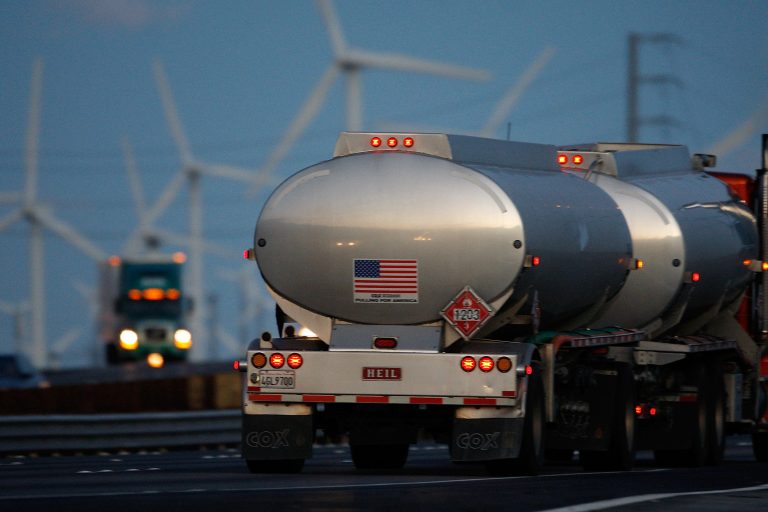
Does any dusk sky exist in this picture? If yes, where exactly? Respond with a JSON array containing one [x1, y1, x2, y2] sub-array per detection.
[[1, 0, 767, 367]]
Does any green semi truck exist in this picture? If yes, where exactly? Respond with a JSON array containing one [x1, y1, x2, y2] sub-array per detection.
[[99, 253, 193, 367]]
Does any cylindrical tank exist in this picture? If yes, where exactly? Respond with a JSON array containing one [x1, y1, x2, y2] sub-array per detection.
[[253, 138, 758, 340]]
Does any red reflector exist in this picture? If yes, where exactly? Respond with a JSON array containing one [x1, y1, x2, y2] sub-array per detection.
[[374, 337, 398, 349], [403, 137, 414, 148], [460, 356, 476, 372], [464, 398, 497, 406], [269, 353, 285, 368], [525, 365, 533, 376], [649, 407, 658, 416], [558, 154, 568, 165], [479, 356, 494, 372], [357, 395, 389, 404], [410, 397, 443, 405], [287, 353, 303, 369], [635, 405, 643, 415], [573, 154, 584, 165], [370, 137, 382, 147], [387, 137, 398, 147]]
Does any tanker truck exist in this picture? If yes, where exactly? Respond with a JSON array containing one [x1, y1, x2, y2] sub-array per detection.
[[236, 132, 768, 473]]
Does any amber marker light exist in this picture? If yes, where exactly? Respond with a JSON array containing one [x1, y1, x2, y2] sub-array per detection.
[[147, 353, 164, 368], [497, 357, 512, 373], [251, 353, 267, 368]]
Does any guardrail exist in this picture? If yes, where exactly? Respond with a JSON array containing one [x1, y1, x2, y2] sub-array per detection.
[[0, 410, 241, 454]]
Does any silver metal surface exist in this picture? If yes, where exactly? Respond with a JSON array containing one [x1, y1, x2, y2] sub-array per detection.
[[254, 133, 758, 341], [256, 151, 525, 326], [588, 172, 685, 327], [628, 172, 757, 326]]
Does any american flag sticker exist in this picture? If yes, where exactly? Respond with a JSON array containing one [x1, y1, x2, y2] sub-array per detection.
[[353, 259, 419, 303]]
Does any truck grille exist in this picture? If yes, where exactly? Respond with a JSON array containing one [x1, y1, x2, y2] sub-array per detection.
[[145, 328, 168, 341]]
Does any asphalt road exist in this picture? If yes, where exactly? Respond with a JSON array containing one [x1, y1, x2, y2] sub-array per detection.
[[1, 438, 766, 512]]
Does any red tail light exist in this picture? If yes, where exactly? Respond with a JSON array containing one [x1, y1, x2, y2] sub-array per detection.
[[387, 137, 398, 147], [287, 353, 303, 369], [460, 356, 476, 372], [269, 353, 285, 368], [403, 137, 414, 148], [479, 356, 494, 372], [370, 137, 382, 147], [374, 337, 398, 349]]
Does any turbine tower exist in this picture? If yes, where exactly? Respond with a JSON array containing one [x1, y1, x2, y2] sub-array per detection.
[[0, 58, 107, 368], [124, 60, 264, 361], [250, 0, 490, 193]]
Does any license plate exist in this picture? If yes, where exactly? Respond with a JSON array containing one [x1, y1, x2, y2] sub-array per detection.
[[259, 370, 295, 389]]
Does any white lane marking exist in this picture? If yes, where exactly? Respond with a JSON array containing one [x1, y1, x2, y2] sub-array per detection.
[[76, 467, 161, 474], [538, 482, 768, 512]]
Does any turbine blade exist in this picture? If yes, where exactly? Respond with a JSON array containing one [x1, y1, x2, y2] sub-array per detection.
[[708, 96, 768, 157], [154, 59, 194, 165], [200, 163, 258, 183], [25, 57, 43, 204], [315, 0, 346, 56], [343, 48, 490, 81], [0, 208, 23, 232], [34, 207, 106, 261], [121, 170, 186, 254], [150, 227, 236, 259], [121, 136, 147, 223], [481, 46, 556, 137], [143, 170, 186, 228], [249, 64, 339, 195], [0, 192, 21, 205]]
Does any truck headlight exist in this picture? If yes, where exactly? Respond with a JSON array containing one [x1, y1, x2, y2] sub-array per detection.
[[119, 329, 139, 350], [174, 329, 192, 349]]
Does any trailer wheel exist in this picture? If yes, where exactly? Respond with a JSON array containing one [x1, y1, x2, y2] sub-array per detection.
[[753, 430, 768, 461], [246, 459, 304, 473], [706, 364, 726, 465], [351, 443, 409, 470], [486, 362, 545, 476], [655, 365, 709, 467], [580, 363, 635, 471]]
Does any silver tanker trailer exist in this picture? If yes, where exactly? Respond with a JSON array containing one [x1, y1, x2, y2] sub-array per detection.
[[237, 132, 768, 473]]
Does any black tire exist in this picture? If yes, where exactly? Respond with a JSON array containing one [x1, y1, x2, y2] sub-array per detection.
[[706, 365, 726, 465], [753, 430, 768, 462], [106, 343, 119, 365], [654, 366, 709, 467], [246, 459, 304, 473], [581, 363, 636, 471], [351, 443, 409, 470], [545, 449, 574, 463], [486, 362, 545, 476]]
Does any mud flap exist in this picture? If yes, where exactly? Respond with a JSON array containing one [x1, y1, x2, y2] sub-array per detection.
[[242, 414, 313, 461], [451, 417, 524, 462]]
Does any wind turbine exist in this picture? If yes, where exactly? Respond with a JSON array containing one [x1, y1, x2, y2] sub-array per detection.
[[249, 0, 491, 193], [124, 60, 265, 361], [0, 58, 107, 368]]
